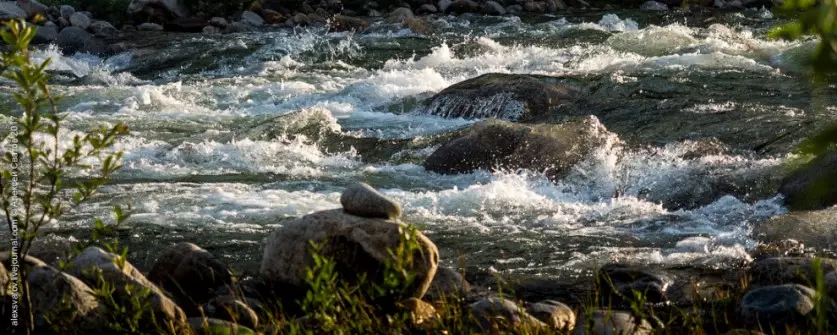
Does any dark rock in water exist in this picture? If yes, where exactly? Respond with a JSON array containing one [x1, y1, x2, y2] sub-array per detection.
[[387, 7, 414, 23], [425, 267, 471, 300], [448, 0, 481, 14], [165, 17, 208, 32], [147, 242, 233, 312], [482, 1, 507, 15], [524, 1, 548, 12], [69, 12, 91, 29], [341, 182, 402, 219], [469, 297, 547, 331], [750, 239, 809, 260], [67, 247, 188, 327], [779, 150, 837, 210], [329, 14, 369, 32], [202, 296, 260, 329], [60, 4, 74, 20], [747, 257, 837, 286], [241, 10, 264, 27], [596, 264, 673, 304], [418, 73, 578, 121], [89, 20, 119, 37], [572, 310, 653, 335], [260, 209, 439, 303], [31, 23, 58, 44], [187, 318, 257, 335], [56, 26, 107, 55], [423, 117, 615, 180], [418, 4, 439, 13], [753, 207, 837, 251], [128, 0, 190, 19], [527, 300, 575, 331], [740, 284, 815, 326], [138, 22, 165, 31]]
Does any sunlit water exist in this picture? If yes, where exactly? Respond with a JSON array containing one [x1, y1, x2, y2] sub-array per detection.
[[2, 9, 834, 279]]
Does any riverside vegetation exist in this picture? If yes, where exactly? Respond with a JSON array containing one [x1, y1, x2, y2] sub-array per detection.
[[4, 1, 837, 335]]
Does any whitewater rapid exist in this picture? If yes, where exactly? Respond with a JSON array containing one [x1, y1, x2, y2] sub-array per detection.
[[2, 9, 818, 276]]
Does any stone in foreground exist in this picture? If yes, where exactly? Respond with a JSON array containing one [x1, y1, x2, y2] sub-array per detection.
[[340, 182, 402, 219], [779, 150, 837, 210], [260, 209, 438, 301], [469, 297, 547, 331], [147, 242, 233, 309], [573, 310, 653, 335], [424, 266, 471, 300], [741, 284, 815, 326], [527, 300, 575, 331]]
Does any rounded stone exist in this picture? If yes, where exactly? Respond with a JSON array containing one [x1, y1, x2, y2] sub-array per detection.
[[527, 300, 575, 331], [741, 284, 815, 325], [425, 266, 471, 300], [341, 182, 402, 220], [573, 310, 653, 335], [470, 297, 547, 331], [69, 12, 90, 29]]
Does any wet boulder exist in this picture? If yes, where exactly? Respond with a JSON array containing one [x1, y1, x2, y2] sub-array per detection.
[[527, 300, 575, 331], [469, 297, 547, 331], [423, 116, 615, 180], [779, 150, 837, 210], [137, 22, 164, 31], [596, 264, 673, 304], [147, 242, 233, 310], [329, 14, 369, 32], [482, 1, 507, 15], [128, 0, 189, 19], [56, 26, 107, 54], [387, 7, 414, 24], [741, 284, 815, 326], [261, 184, 439, 303], [240, 11, 264, 27], [753, 207, 837, 250], [60, 4, 74, 20], [67, 247, 188, 326], [747, 257, 837, 286], [17, 0, 47, 18], [418, 73, 578, 121], [31, 23, 58, 44], [89, 20, 118, 37], [573, 310, 653, 335]]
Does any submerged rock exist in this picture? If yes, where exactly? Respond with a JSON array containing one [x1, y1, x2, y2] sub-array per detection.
[[741, 284, 815, 326], [596, 264, 673, 303], [527, 300, 575, 331], [753, 207, 837, 250], [423, 116, 615, 180], [469, 297, 547, 331], [779, 150, 837, 210], [260, 209, 439, 302], [329, 14, 369, 32], [573, 310, 653, 335], [418, 73, 578, 121], [340, 182, 402, 219]]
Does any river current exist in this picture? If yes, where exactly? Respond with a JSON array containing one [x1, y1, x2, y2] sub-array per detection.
[[3, 9, 833, 280]]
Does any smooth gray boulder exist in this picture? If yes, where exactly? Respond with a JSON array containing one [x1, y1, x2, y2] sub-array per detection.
[[340, 182, 402, 219], [741, 284, 815, 326], [425, 267, 471, 300], [69, 12, 91, 29], [527, 300, 575, 331], [573, 310, 653, 335], [137, 22, 164, 31], [147, 242, 233, 309], [89, 20, 118, 37], [60, 4, 74, 20], [0, 2, 26, 20], [56, 26, 106, 54], [753, 207, 837, 250], [470, 297, 547, 331], [240, 11, 264, 27], [260, 209, 439, 302]]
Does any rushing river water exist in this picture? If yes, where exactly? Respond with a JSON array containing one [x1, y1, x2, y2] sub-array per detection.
[[3, 9, 836, 280]]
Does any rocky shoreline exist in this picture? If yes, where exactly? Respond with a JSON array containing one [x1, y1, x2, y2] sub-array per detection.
[[3, 182, 837, 334], [2, 0, 780, 56]]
